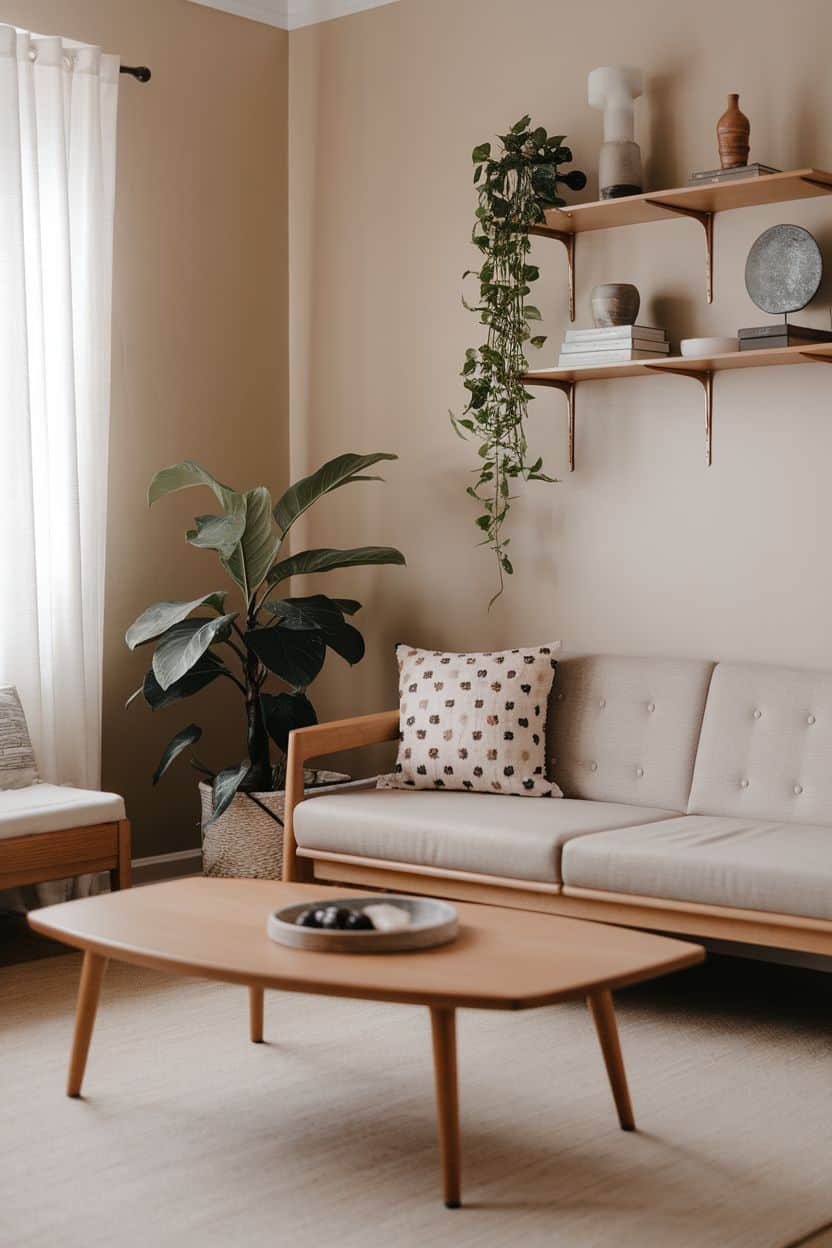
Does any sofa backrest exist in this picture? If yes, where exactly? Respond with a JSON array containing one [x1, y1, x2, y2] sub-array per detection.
[[549, 655, 715, 811], [688, 661, 832, 825]]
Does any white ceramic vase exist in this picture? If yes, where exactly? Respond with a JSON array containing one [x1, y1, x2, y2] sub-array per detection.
[[588, 65, 643, 199]]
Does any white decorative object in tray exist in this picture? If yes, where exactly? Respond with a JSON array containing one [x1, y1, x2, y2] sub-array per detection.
[[267, 895, 459, 954]]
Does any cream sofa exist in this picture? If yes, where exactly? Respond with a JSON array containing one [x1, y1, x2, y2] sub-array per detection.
[[282, 656, 832, 958]]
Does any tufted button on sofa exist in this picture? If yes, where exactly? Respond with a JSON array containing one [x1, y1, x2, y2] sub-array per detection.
[[283, 656, 832, 959]]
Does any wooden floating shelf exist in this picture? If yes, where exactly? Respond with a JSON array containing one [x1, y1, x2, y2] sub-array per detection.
[[523, 343, 832, 471], [528, 168, 832, 317], [538, 169, 832, 234]]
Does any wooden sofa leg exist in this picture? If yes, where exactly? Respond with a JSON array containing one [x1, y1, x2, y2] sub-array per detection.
[[110, 819, 132, 891]]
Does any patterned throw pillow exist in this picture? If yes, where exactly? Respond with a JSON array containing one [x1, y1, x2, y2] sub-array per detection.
[[0, 686, 39, 790], [391, 643, 562, 797]]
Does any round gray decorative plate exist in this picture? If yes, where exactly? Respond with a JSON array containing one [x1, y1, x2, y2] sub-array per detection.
[[267, 895, 459, 954], [745, 224, 822, 314]]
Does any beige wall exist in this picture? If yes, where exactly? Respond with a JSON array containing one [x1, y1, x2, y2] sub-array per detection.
[[0, 0, 289, 857], [289, 0, 832, 743]]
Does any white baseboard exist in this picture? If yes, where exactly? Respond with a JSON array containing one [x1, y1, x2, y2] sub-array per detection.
[[132, 848, 202, 886]]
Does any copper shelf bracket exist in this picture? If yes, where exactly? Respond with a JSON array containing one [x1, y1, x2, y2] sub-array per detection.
[[646, 366, 714, 466], [529, 226, 576, 322], [526, 377, 576, 471], [643, 199, 715, 303], [800, 352, 832, 364]]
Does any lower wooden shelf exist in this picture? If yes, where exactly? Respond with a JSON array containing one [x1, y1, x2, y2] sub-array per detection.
[[523, 342, 832, 470]]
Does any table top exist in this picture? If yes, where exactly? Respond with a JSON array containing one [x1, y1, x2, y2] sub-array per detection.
[[29, 879, 704, 1010]]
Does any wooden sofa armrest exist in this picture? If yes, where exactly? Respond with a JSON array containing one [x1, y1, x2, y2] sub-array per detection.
[[283, 710, 399, 882]]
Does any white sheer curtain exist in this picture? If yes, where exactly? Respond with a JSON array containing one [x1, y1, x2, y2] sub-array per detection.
[[0, 25, 118, 789]]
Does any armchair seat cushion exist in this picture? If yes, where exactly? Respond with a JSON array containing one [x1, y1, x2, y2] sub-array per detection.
[[562, 815, 832, 919], [294, 788, 679, 884], [0, 783, 125, 840]]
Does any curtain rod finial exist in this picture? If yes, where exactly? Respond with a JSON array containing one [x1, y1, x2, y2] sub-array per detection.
[[120, 65, 151, 83]]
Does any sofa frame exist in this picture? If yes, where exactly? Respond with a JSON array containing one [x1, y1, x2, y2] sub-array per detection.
[[0, 819, 132, 894], [282, 712, 832, 959]]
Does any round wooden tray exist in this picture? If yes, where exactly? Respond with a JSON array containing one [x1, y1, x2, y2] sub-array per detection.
[[267, 895, 459, 954]]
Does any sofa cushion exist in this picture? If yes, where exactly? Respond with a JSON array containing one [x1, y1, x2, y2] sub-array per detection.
[[0, 783, 125, 839], [549, 655, 714, 811], [689, 662, 832, 825], [294, 787, 679, 884], [562, 815, 832, 920]]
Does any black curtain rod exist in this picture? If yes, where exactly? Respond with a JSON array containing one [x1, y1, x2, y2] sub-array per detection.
[[120, 65, 151, 83]]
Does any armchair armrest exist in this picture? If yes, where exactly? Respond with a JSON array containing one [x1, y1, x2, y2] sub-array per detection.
[[283, 710, 399, 882]]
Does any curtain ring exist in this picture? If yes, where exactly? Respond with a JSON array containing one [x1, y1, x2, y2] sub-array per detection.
[[27, 47, 38, 63], [63, 53, 75, 71]]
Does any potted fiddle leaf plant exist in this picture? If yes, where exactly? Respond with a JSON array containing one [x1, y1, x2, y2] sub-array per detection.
[[126, 453, 405, 879]]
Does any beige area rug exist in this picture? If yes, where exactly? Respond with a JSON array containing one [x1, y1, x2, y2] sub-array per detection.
[[1, 952, 831, 1248]]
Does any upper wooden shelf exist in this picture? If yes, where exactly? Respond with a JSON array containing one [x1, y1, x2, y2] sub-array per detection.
[[537, 168, 832, 235], [530, 169, 832, 316]]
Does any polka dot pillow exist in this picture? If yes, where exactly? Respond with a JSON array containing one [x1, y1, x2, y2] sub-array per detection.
[[391, 643, 562, 797]]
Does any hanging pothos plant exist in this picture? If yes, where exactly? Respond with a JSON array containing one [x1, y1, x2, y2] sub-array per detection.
[[451, 115, 585, 604]]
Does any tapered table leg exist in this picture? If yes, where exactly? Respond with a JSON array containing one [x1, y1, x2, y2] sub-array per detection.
[[249, 986, 264, 1043], [67, 951, 107, 1098], [587, 988, 635, 1131], [430, 1006, 461, 1208]]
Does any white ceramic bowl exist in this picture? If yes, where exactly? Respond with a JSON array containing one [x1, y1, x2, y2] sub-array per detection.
[[680, 336, 737, 357], [267, 894, 459, 954]]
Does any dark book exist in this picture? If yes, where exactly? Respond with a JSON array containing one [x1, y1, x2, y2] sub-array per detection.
[[739, 331, 832, 351], [743, 321, 832, 341]]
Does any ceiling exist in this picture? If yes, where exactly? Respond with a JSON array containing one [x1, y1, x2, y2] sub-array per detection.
[[188, 0, 400, 30]]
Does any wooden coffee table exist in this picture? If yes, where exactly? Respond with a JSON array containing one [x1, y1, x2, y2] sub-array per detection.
[[29, 878, 703, 1207]]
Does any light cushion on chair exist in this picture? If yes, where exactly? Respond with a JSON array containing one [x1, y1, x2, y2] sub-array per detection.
[[294, 787, 680, 884], [689, 661, 832, 825], [549, 655, 715, 811], [391, 642, 561, 797], [562, 814, 832, 920], [0, 784, 125, 840], [0, 687, 39, 790]]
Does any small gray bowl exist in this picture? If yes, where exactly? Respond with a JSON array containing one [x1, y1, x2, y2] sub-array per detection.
[[267, 894, 459, 954]]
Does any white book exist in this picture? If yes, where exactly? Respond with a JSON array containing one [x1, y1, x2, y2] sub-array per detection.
[[557, 348, 671, 366], [560, 338, 669, 355], [564, 324, 666, 343]]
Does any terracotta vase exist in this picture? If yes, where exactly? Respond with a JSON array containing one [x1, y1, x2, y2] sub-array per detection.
[[717, 93, 750, 169]]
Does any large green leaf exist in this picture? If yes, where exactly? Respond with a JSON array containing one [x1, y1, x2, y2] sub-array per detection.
[[260, 691, 317, 752], [221, 487, 279, 600], [245, 627, 326, 687], [267, 546, 405, 587], [266, 594, 346, 631], [152, 613, 237, 691], [207, 761, 250, 825], [148, 460, 241, 515], [333, 598, 362, 616], [187, 512, 246, 559], [125, 593, 226, 650], [322, 620, 365, 665], [273, 453, 397, 537], [152, 723, 203, 785], [141, 653, 227, 710]]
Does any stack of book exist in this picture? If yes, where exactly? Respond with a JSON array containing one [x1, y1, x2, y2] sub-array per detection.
[[687, 162, 779, 186], [558, 325, 670, 367], [738, 323, 832, 351]]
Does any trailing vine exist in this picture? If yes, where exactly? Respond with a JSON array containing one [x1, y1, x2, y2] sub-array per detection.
[[451, 115, 585, 604]]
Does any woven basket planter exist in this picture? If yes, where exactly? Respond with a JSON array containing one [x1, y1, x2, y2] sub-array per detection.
[[200, 771, 349, 880]]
